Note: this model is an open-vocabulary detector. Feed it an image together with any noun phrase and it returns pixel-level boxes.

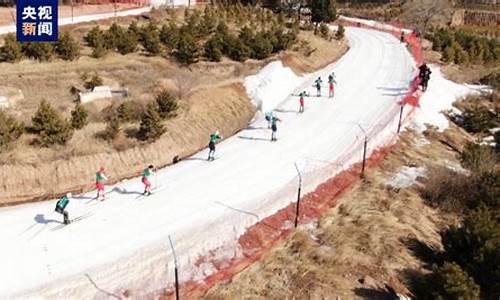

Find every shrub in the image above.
[31,100,73,146]
[480,72,500,90]
[319,22,330,39]
[0,33,22,62]
[70,104,89,130]
[116,100,144,123]
[160,22,180,50]
[140,22,162,56]
[426,262,481,300]
[204,36,223,62]
[462,102,495,133]
[155,90,178,119]
[55,32,80,61]
[311,0,337,30]
[83,73,104,90]
[222,33,250,62]
[138,103,165,141]
[85,26,108,58]
[336,25,345,40]
[22,42,54,61]
[85,26,105,48]
[103,115,120,140]
[441,206,500,295]
[0,110,23,149]
[174,33,199,64]
[459,142,497,174]
[251,32,273,59]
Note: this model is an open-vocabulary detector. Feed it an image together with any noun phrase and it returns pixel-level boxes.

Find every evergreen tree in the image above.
[429,262,481,300]
[155,90,178,119]
[70,104,89,130]
[160,21,180,50]
[141,22,162,56]
[174,33,199,64]
[336,25,345,40]
[204,36,223,62]
[0,110,23,150]
[104,115,120,140]
[31,100,73,146]
[85,26,105,48]
[55,32,81,61]
[22,42,54,61]
[0,33,22,62]
[311,0,337,31]
[138,103,165,141]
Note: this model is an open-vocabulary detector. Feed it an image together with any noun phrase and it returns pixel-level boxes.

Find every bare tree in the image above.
[401,0,454,32]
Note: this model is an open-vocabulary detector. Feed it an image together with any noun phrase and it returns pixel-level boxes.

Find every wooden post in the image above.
[294,163,302,228]
[168,236,180,300]
[397,104,404,133]
[361,138,367,179]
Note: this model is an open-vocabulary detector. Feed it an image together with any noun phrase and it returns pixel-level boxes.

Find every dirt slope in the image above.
[206,125,469,299]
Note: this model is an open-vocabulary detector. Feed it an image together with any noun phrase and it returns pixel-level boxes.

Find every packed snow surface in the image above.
[387,166,426,189]
[411,67,484,132]
[0,27,417,298]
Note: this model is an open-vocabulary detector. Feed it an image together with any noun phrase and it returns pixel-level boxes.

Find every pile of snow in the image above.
[387,166,426,189]
[244,61,306,113]
[411,67,484,133]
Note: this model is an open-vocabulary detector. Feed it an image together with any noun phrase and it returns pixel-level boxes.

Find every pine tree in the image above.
[0,33,23,62]
[22,42,54,61]
[0,110,23,150]
[70,104,89,130]
[429,262,481,300]
[319,22,330,39]
[311,0,337,32]
[174,33,199,64]
[31,100,73,146]
[155,90,178,119]
[160,21,180,50]
[141,22,162,56]
[56,32,81,61]
[138,103,165,141]
[104,115,120,140]
[204,36,223,62]
[336,25,345,40]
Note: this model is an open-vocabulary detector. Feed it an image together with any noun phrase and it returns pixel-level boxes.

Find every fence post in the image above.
[358,124,368,179]
[294,163,302,228]
[397,104,404,133]
[168,235,180,300]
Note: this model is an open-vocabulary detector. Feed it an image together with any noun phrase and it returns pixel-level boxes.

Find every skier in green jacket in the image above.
[208,130,222,161]
[298,91,308,113]
[314,77,323,97]
[270,116,281,141]
[142,165,155,196]
[55,193,71,225]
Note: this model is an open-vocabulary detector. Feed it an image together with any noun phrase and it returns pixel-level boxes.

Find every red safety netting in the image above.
[152,18,425,300]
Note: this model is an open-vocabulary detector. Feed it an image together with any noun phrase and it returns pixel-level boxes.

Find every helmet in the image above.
[99,166,105,172]
[66,192,72,198]
[215,130,219,135]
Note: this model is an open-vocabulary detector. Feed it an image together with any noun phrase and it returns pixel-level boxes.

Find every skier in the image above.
[265,111,273,128]
[55,193,71,225]
[270,115,281,141]
[328,73,337,98]
[208,130,222,161]
[298,91,308,113]
[141,165,155,196]
[418,63,431,92]
[95,166,108,200]
[314,77,323,97]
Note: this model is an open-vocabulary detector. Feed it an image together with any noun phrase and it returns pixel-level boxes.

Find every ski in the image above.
[50,212,94,231]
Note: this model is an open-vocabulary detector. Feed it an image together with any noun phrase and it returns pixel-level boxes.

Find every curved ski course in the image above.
[0,27,416,298]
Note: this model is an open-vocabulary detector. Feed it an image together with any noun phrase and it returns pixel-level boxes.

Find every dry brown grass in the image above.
[206,126,467,299]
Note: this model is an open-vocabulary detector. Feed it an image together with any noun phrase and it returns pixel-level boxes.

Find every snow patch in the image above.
[244,61,306,113]
[411,67,484,133]
[387,166,426,189]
